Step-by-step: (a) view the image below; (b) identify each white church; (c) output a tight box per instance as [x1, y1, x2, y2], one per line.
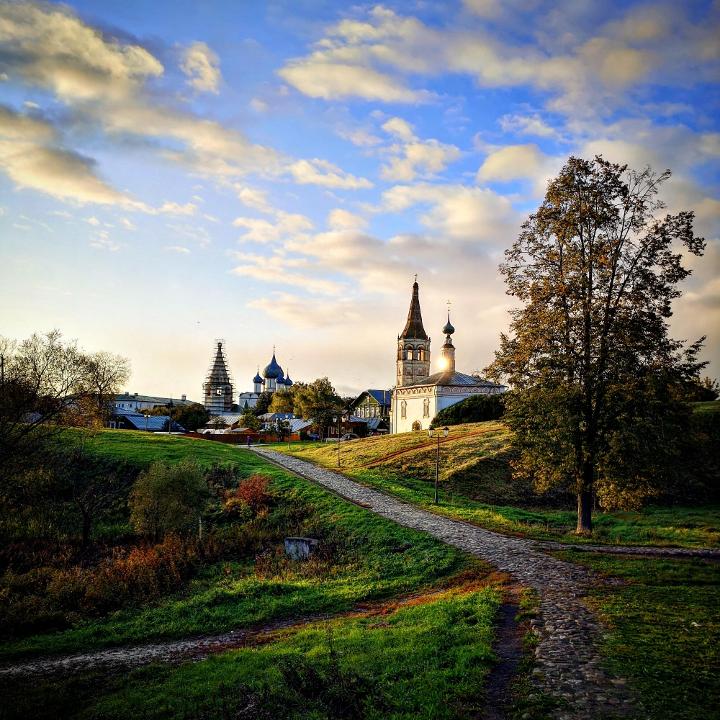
[390, 279, 506, 434]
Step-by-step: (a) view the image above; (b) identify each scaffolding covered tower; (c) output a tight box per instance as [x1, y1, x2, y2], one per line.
[203, 340, 234, 414]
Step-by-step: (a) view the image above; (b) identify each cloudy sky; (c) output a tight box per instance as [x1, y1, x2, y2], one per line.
[0, 0, 718, 398]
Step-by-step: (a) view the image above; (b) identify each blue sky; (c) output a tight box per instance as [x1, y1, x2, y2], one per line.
[0, 0, 718, 398]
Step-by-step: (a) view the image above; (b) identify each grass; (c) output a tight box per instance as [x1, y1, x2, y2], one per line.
[274, 424, 720, 548]
[0, 429, 474, 662]
[1, 583, 501, 720]
[552, 551, 720, 720]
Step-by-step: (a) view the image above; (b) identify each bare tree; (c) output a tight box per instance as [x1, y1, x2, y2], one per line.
[0, 331, 130, 474]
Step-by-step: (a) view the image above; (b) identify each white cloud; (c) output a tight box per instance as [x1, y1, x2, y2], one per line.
[477, 143, 562, 194]
[327, 208, 367, 230]
[0, 2, 163, 103]
[180, 41, 221, 94]
[248, 292, 360, 328]
[85, 216, 100, 226]
[235, 185, 272, 213]
[164, 245, 191, 254]
[231, 252, 342, 295]
[279, 60, 423, 103]
[382, 117, 415, 142]
[119, 217, 137, 230]
[158, 201, 197, 216]
[90, 231, 120, 251]
[289, 159, 373, 189]
[233, 211, 313, 244]
[382, 182, 518, 243]
[499, 113, 562, 140]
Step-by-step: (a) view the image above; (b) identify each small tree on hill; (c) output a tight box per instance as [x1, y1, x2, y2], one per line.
[129, 460, 208, 540]
[487, 156, 706, 534]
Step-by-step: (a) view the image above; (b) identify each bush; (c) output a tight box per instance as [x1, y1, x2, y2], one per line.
[431, 393, 506, 428]
[0, 535, 200, 638]
[129, 460, 208, 540]
[223, 474, 272, 517]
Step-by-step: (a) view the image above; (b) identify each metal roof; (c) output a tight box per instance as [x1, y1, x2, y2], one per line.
[114, 411, 185, 432]
[400, 281, 428, 340]
[115, 393, 196, 406]
[404, 371, 506, 389]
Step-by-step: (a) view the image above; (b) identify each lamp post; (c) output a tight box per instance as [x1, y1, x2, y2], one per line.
[427, 426, 449, 503]
[333, 413, 348, 467]
[144, 413, 149, 432]
[168, 398, 174, 434]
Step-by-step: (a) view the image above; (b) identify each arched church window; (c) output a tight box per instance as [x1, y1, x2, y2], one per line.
[423, 398, 430, 418]
[401, 400, 407, 419]
[406, 347, 413, 360]
[418, 348, 425, 361]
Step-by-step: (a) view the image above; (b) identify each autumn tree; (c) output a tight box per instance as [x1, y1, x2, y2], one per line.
[0, 331, 128, 474]
[293, 378, 343, 439]
[487, 156, 706, 534]
[129, 460, 208, 540]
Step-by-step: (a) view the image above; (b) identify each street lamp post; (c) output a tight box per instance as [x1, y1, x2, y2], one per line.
[427, 426, 449, 503]
[144, 413, 149, 432]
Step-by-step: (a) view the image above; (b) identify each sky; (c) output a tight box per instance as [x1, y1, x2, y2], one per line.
[0, 0, 718, 399]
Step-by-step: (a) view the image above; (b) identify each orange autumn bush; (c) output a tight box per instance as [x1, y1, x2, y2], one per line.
[223, 474, 272, 517]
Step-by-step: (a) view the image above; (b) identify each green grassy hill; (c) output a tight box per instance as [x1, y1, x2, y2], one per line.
[277, 422, 720, 548]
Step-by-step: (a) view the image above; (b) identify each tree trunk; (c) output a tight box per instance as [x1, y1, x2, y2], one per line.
[576, 490, 593, 534]
[576, 458, 594, 534]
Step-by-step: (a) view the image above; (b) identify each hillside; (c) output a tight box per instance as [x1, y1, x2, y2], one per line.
[278, 421, 720, 548]
[281, 421, 542, 506]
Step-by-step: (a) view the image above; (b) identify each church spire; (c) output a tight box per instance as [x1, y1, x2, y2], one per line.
[400, 278, 428, 340]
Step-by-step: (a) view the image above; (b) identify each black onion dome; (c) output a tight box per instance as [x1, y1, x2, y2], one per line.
[443, 314, 455, 335]
[263, 352, 284, 379]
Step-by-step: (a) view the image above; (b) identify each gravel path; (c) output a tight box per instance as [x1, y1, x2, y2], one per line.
[253, 447, 639, 720]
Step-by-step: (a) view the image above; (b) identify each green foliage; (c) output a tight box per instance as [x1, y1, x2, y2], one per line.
[280, 426, 720, 548]
[487, 156, 707, 532]
[170, 402, 209, 431]
[431, 393, 506, 428]
[12, 587, 499, 720]
[0, 429, 470, 661]
[555, 552, 720, 720]
[253, 391, 274, 416]
[293, 377, 343, 436]
[239, 409, 261, 430]
[129, 460, 208, 540]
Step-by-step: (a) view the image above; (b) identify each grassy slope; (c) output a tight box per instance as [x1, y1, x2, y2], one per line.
[2, 586, 500, 720]
[275, 422, 720, 548]
[554, 551, 720, 720]
[0, 430, 474, 661]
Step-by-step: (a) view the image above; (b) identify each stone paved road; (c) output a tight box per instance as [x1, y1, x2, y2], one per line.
[253, 447, 641, 720]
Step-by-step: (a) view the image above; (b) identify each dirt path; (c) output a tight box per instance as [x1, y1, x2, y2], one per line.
[252, 446, 637, 720]
[482, 587, 525, 720]
[0, 576, 492, 680]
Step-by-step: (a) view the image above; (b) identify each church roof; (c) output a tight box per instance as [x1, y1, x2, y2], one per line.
[400, 281, 428, 340]
[404, 370, 505, 389]
[263, 351, 284, 379]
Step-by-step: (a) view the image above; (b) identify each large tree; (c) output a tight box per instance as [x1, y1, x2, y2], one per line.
[293, 378, 343, 439]
[487, 156, 706, 534]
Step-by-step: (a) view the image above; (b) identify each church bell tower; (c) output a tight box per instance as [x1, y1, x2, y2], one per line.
[396, 278, 431, 386]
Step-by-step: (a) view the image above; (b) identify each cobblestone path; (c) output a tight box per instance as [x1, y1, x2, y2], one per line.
[253, 447, 639, 720]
